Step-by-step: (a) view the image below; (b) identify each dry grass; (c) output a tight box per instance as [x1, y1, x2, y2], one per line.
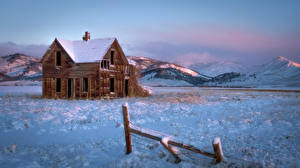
[150, 92, 205, 104]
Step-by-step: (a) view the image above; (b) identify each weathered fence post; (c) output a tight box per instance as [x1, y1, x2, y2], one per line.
[122, 103, 132, 154]
[212, 137, 223, 163]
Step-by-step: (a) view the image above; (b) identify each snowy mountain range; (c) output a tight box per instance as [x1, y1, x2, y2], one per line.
[0, 53, 299, 88]
[254, 56, 300, 87]
[127, 56, 241, 86]
[189, 61, 247, 77]
[209, 56, 300, 88]
[0, 53, 42, 81]
[259, 56, 300, 78]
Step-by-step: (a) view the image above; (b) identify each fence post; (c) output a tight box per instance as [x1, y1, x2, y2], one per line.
[212, 137, 223, 163]
[122, 103, 132, 154]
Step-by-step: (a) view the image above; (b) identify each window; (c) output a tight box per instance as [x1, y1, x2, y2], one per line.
[125, 66, 129, 74]
[101, 60, 109, 69]
[56, 51, 61, 66]
[110, 78, 114, 93]
[56, 78, 61, 92]
[110, 50, 114, 65]
[83, 78, 88, 92]
[104, 60, 107, 68]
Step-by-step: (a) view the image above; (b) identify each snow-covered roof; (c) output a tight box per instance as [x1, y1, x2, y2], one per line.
[56, 38, 116, 63]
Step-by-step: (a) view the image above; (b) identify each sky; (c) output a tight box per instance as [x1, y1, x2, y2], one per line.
[0, 0, 299, 66]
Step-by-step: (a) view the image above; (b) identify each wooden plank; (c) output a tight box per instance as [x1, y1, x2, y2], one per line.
[129, 125, 215, 158]
[168, 140, 216, 158]
[122, 104, 132, 154]
[160, 137, 181, 163]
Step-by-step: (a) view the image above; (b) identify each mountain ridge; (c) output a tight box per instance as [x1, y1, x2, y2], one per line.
[127, 56, 241, 86]
[189, 61, 248, 77]
[0, 53, 42, 81]
[0, 53, 298, 88]
[208, 56, 300, 88]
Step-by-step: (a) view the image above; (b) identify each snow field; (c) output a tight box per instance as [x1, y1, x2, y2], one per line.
[0, 86, 299, 167]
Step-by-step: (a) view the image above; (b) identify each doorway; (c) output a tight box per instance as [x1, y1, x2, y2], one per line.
[68, 78, 73, 98]
[125, 79, 129, 96]
[110, 78, 114, 93]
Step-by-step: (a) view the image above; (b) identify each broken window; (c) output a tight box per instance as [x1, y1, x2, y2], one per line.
[110, 50, 114, 65]
[101, 60, 109, 69]
[56, 51, 61, 66]
[104, 60, 107, 68]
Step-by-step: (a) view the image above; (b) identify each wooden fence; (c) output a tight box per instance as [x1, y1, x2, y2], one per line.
[122, 104, 223, 164]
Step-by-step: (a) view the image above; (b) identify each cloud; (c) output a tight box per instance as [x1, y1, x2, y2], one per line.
[175, 52, 216, 67]
[0, 42, 48, 57]
[163, 27, 281, 52]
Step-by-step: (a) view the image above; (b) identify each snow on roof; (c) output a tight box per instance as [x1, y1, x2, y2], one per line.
[56, 38, 116, 63]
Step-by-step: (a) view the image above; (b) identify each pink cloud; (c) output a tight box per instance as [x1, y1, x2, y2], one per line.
[174, 52, 217, 66]
[130, 25, 299, 53]
[123, 25, 300, 66]
[162, 26, 298, 52]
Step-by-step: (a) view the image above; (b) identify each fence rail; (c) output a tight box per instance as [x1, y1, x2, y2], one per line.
[122, 104, 224, 164]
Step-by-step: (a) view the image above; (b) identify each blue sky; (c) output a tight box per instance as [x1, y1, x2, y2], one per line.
[0, 0, 299, 65]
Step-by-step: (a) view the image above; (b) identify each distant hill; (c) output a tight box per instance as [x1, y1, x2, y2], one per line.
[2, 53, 297, 88]
[258, 56, 300, 78]
[127, 56, 212, 86]
[253, 56, 300, 87]
[189, 61, 247, 77]
[207, 56, 300, 88]
[127, 56, 240, 86]
[0, 72, 11, 81]
[0, 53, 42, 81]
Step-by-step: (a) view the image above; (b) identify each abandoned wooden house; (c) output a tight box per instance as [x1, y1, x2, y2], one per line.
[41, 32, 149, 99]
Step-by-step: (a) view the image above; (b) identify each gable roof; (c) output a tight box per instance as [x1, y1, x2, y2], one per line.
[56, 38, 116, 63]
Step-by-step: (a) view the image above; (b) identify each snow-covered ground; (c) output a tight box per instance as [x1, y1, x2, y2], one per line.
[0, 80, 41, 86]
[140, 74, 193, 87]
[0, 86, 299, 167]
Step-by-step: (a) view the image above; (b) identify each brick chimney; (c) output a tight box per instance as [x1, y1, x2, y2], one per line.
[82, 31, 90, 41]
